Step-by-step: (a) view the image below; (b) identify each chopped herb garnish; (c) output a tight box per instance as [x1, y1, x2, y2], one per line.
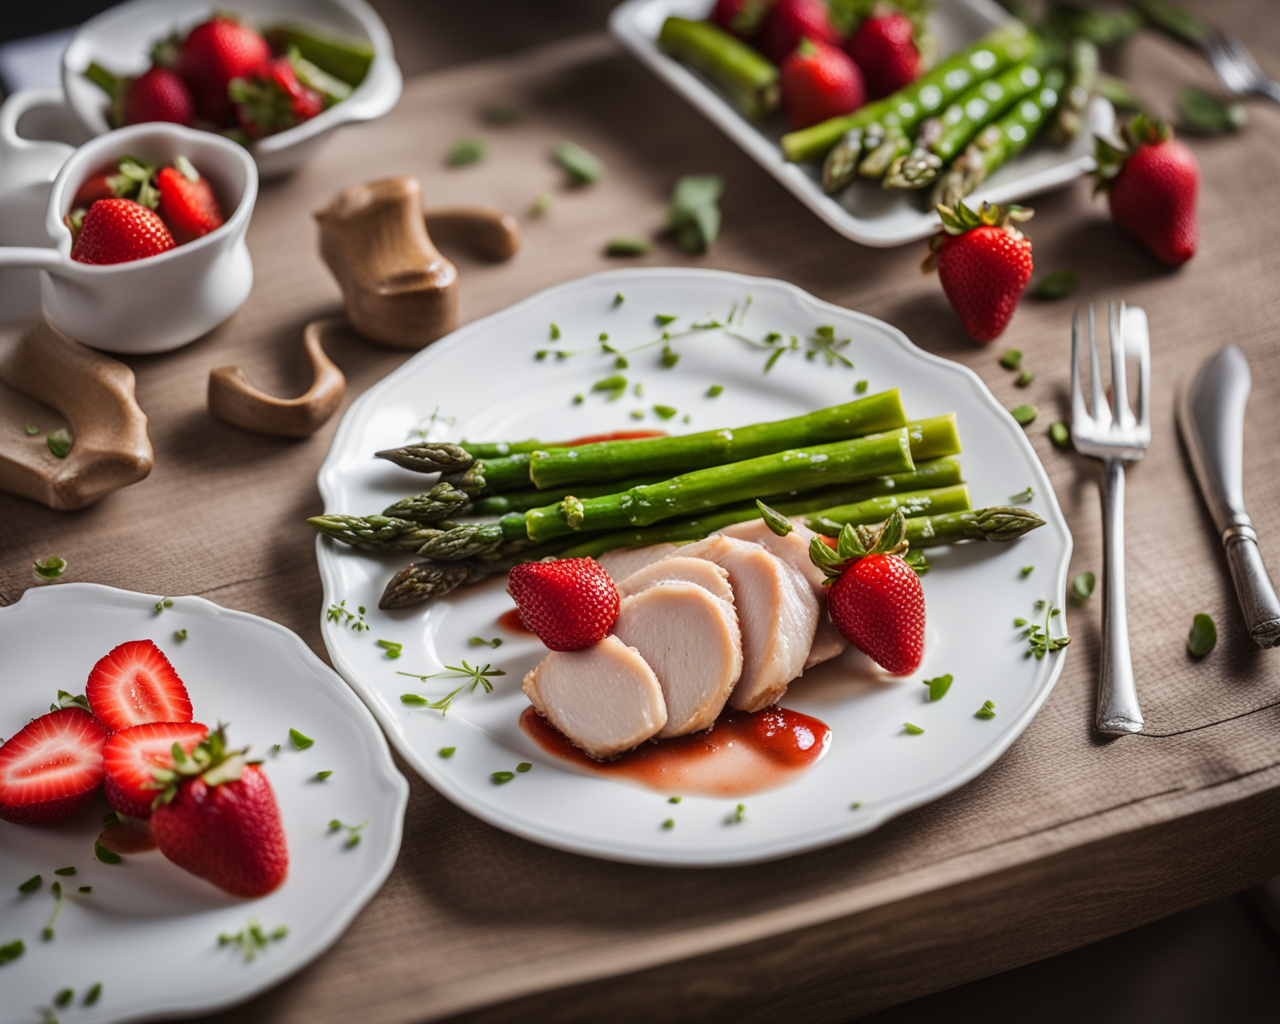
[0, 939, 24, 965]
[53, 867, 75, 877]
[553, 140, 604, 183]
[84, 983, 102, 1006]
[598, 332, 609, 342]
[655, 314, 678, 326]
[32, 556, 67, 580]
[78, 887, 91, 895]
[764, 347, 785, 373]
[1016, 370, 1033, 388]
[47, 428, 73, 458]
[855, 380, 869, 394]
[1032, 270, 1079, 300]
[605, 236, 651, 256]
[316, 771, 333, 781]
[807, 325, 854, 368]
[482, 102, 522, 124]
[1021, 604, 1070, 658]
[492, 771, 515, 784]
[999, 349, 1023, 370]
[756, 499, 794, 537]
[1013, 618, 1027, 627]
[376, 639, 403, 659]
[1177, 87, 1246, 134]
[668, 796, 682, 804]
[1011, 404, 1038, 426]
[726, 802, 746, 824]
[329, 820, 367, 847]
[43, 881, 64, 940]
[19, 874, 41, 894]
[975, 700, 997, 719]
[95, 841, 121, 865]
[1049, 421, 1071, 450]
[653, 404, 678, 420]
[25, 424, 39, 436]
[535, 350, 548, 361]
[665, 174, 723, 253]
[662, 818, 675, 829]
[436, 748, 457, 761]
[516, 762, 532, 773]
[289, 728, 314, 750]
[630, 409, 644, 420]
[706, 384, 724, 397]
[1020, 566, 1034, 578]
[529, 191, 552, 216]
[634, 382, 644, 397]
[154, 597, 174, 612]
[850, 802, 862, 810]
[55, 989, 73, 1007]
[1187, 613, 1217, 657]
[447, 137, 485, 166]
[398, 662, 506, 715]
[923, 674, 953, 702]
[468, 636, 503, 648]
[550, 322, 561, 340]
[591, 375, 627, 400]
[903, 723, 925, 735]
[657, 345, 679, 368]
[326, 599, 370, 632]
[612, 356, 628, 371]
[572, 394, 584, 404]
[218, 919, 289, 962]
[1072, 571, 1096, 602]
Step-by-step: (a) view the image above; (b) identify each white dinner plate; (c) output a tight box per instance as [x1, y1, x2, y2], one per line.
[0, 584, 408, 1023]
[609, 0, 1115, 247]
[315, 267, 1072, 866]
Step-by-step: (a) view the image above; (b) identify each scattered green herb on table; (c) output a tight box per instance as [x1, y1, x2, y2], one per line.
[316, 771, 333, 781]
[1049, 422, 1071, 450]
[1011, 405, 1037, 426]
[54, 989, 73, 1007]
[529, 191, 552, 216]
[95, 841, 121, 865]
[855, 380, 869, 394]
[975, 700, 997, 719]
[289, 728, 314, 750]
[468, 637, 503, 648]
[516, 762, 532, 773]
[78, 887, 91, 894]
[447, 138, 485, 166]
[33, 556, 66, 580]
[84, 983, 102, 1006]
[1187, 613, 1216, 657]
[923, 674, 953, 701]
[399, 662, 506, 715]
[1072, 571, 1096, 601]
[19, 875, 41, 894]
[903, 723, 925, 735]
[1177, 88, 1246, 135]
[653, 405, 678, 421]
[706, 384, 724, 397]
[1020, 565, 1034, 578]
[549, 322, 561, 340]
[553, 141, 604, 184]
[492, 771, 515, 784]
[663, 818, 675, 829]
[47, 428, 73, 458]
[999, 349, 1023, 370]
[1032, 270, 1078, 299]
[53, 867, 75, 877]
[218, 920, 288, 962]
[666, 174, 723, 253]
[606, 236, 651, 256]
[25, 424, 39, 436]
[0, 939, 23, 965]
[1021, 604, 1070, 659]
[439, 747, 456, 758]
[850, 802, 862, 810]
[1016, 370, 1033, 388]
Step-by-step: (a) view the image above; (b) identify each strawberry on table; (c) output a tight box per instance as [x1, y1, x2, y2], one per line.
[85, 639, 193, 731]
[810, 509, 924, 676]
[923, 199, 1034, 343]
[150, 727, 288, 898]
[123, 65, 195, 126]
[0, 708, 107, 824]
[507, 558, 620, 651]
[231, 56, 325, 139]
[1095, 114, 1199, 267]
[171, 16, 272, 125]
[780, 37, 867, 130]
[69, 199, 176, 265]
[846, 9, 921, 99]
[156, 156, 225, 244]
[759, 0, 841, 65]
[103, 721, 209, 818]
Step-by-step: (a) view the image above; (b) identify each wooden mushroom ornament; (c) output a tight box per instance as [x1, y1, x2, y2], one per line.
[208, 319, 346, 437]
[315, 176, 458, 349]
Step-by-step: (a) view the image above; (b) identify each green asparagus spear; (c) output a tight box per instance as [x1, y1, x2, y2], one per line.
[306, 515, 453, 553]
[383, 482, 471, 524]
[440, 453, 534, 495]
[459, 439, 546, 459]
[884, 63, 1044, 190]
[658, 17, 780, 120]
[930, 70, 1063, 208]
[530, 390, 907, 489]
[375, 442, 475, 474]
[262, 25, 374, 86]
[1049, 40, 1097, 146]
[468, 474, 670, 515]
[788, 21, 1035, 165]
[806, 484, 970, 531]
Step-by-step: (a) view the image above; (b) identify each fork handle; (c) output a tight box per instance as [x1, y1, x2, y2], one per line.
[1096, 458, 1144, 735]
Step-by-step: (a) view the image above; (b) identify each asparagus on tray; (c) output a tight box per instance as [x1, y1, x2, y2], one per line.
[657, 16, 781, 120]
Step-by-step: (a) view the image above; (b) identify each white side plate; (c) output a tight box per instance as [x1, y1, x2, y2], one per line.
[609, 0, 1114, 247]
[0, 584, 408, 1023]
[315, 267, 1072, 867]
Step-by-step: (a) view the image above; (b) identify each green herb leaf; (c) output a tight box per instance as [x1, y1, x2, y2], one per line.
[316, 770, 332, 781]
[655, 314, 678, 326]
[84, 982, 102, 1005]
[1187, 613, 1217, 657]
[174, 628, 188, 641]
[1072, 571, 1096, 601]
[1032, 270, 1078, 299]
[154, 597, 174, 612]
[376, 639, 403, 659]
[1021, 603, 1071, 659]
[218, 918, 289, 962]
[447, 137, 485, 166]
[756, 499, 794, 537]
[53, 867, 75, 877]
[605, 235, 651, 256]
[975, 700, 997, 719]
[19, 875, 41, 894]
[78, 887, 91, 894]
[0, 939, 23, 965]
[24, 424, 39, 436]
[903, 722, 925, 735]
[1011, 486, 1034, 502]
[553, 141, 604, 184]
[999, 349, 1023, 370]
[706, 384, 724, 397]
[94, 841, 121, 865]
[438, 747, 456, 759]
[662, 818, 675, 829]
[764, 347, 785, 373]
[516, 762, 532, 773]
[850, 801, 862, 809]
[1021, 566, 1034, 578]
[1011, 404, 1038, 426]
[923, 674, 953, 701]
[492, 771, 515, 784]
[1177, 87, 1246, 134]
[47, 428, 73, 458]
[528, 190, 551, 217]
[397, 661, 506, 715]
[400, 694, 429, 705]
[31, 555, 67, 583]
[668, 796, 682, 804]
[855, 380, 869, 394]
[653, 404, 678, 420]
[550, 322, 561, 340]
[468, 636, 503, 648]
[598, 332, 609, 342]
[1016, 370, 1034, 388]
[1049, 421, 1071, 450]
[55, 988, 73, 1007]
[289, 728, 314, 750]
[665, 174, 724, 253]
[726, 802, 746, 824]
[661, 346, 680, 368]
[591, 374, 628, 400]
[1014, 618, 1027, 627]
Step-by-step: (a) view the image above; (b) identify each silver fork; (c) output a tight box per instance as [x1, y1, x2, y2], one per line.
[1070, 302, 1152, 736]
[1202, 29, 1280, 106]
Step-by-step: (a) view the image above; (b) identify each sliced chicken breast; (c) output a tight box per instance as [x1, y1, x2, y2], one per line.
[612, 582, 743, 737]
[522, 635, 666, 760]
[675, 535, 819, 711]
[720, 518, 847, 669]
[597, 543, 680, 583]
[616, 556, 734, 605]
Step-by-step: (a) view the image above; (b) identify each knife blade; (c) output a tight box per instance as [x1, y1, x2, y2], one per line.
[1176, 345, 1280, 648]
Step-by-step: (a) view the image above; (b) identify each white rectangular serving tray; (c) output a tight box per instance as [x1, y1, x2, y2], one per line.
[610, 0, 1114, 247]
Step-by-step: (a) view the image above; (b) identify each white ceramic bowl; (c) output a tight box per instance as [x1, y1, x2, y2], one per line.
[61, 0, 403, 180]
[0, 122, 257, 353]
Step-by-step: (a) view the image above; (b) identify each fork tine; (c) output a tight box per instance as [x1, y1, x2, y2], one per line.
[1109, 301, 1133, 428]
[1070, 308, 1092, 429]
[1224, 30, 1262, 76]
[1135, 309, 1152, 435]
[1088, 303, 1111, 429]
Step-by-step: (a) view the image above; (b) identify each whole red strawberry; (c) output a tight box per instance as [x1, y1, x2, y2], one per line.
[1095, 114, 1198, 266]
[846, 11, 920, 98]
[507, 557, 620, 651]
[923, 199, 1033, 343]
[150, 727, 288, 898]
[123, 66, 195, 126]
[173, 16, 272, 125]
[231, 56, 325, 139]
[759, 0, 841, 65]
[810, 510, 924, 675]
[70, 199, 176, 265]
[0, 707, 106, 825]
[711, 0, 775, 40]
[780, 38, 866, 129]
[156, 158, 225, 244]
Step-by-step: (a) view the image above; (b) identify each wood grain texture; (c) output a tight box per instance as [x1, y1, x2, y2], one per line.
[2, 3, 1279, 1020]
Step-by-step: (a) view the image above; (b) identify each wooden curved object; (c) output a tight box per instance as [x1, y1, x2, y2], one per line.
[0, 320, 152, 510]
[315, 176, 458, 350]
[424, 205, 521, 262]
[208, 319, 347, 437]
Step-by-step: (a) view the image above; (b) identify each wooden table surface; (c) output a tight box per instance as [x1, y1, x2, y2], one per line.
[3, 3, 1280, 1020]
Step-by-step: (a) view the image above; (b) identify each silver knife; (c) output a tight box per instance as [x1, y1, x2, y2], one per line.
[1177, 345, 1280, 647]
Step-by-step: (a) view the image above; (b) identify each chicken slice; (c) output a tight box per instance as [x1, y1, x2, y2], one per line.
[597, 543, 680, 583]
[523, 635, 666, 760]
[616, 556, 734, 605]
[720, 518, 848, 669]
[612, 582, 743, 737]
[675, 535, 819, 711]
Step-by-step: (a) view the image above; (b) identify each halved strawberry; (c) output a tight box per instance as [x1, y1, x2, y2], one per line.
[0, 708, 107, 824]
[85, 640, 193, 732]
[103, 721, 209, 819]
[156, 160, 224, 244]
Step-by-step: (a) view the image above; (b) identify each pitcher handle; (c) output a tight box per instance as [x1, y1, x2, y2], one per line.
[0, 87, 77, 173]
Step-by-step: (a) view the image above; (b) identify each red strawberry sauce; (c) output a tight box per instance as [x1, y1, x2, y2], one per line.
[520, 704, 831, 797]
[497, 608, 535, 635]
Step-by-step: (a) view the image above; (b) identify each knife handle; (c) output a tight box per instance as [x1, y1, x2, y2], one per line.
[1223, 525, 1280, 648]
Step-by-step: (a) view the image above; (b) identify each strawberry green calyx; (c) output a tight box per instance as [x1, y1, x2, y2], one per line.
[106, 156, 160, 209]
[809, 507, 910, 582]
[922, 199, 1032, 272]
[1093, 113, 1175, 191]
[149, 726, 255, 809]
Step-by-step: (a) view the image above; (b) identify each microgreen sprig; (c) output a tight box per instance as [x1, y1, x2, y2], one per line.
[326, 600, 370, 632]
[328, 819, 367, 847]
[1020, 603, 1071, 659]
[398, 662, 507, 715]
[218, 919, 288, 962]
